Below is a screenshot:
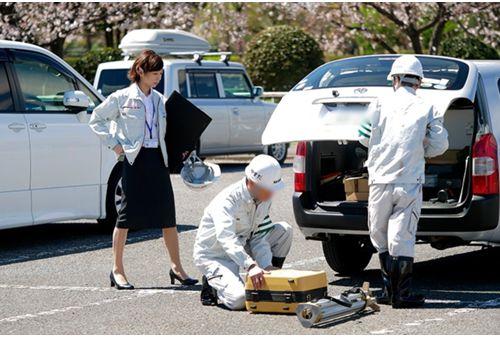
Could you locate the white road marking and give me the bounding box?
[370,328,394,334]
[0,284,112,292]
[0,287,198,324]
[0,256,325,325]
[370,298,500,334]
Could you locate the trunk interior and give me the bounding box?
[311,99,476,214]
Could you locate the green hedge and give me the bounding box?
[244,25,324,91]
[66,48,123,82]
[441,36,499,60]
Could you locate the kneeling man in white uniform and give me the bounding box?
[193,155,293,310]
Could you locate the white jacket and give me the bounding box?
[360,86,449,185]
[193,178,275,270]
[88,83,169,166]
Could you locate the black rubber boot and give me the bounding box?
[376,252,392,305]
[272,256,286,269]
[390,256,425,309]
[200,276,218,306]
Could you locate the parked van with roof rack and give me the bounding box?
[94,29,288,163]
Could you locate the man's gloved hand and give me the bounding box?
[248,264,268,289]
[358,119,372,148]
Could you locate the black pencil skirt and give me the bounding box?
[116,147,176,229]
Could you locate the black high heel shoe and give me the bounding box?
[169,269,199,286]
[110,272,134,290]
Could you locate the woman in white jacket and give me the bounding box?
[89,50,197,289]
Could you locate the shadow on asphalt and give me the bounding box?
[0,222,197,267]
[331,247,500,309]
[0,163,293,267]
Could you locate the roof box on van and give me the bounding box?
[119,29,211,57]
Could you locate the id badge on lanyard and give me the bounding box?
[144,100,159,148]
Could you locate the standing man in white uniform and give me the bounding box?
[193,155,293,310]
[358,55,449,308]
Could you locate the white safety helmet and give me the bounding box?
[180,152,221,190]
[388,55,424,84]
[245,154,284,192]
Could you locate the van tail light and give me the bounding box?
[472,133,499,195]
[294,141,307,192]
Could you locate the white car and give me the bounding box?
[263,55,500,274]
[0,40,121,230]
[94,29,288,163]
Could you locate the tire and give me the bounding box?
[97,163,123,232]
[322,234,374,275]
[266,143,289,164]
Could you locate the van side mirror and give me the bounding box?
[63,90,90,111]
[252,86,264,98]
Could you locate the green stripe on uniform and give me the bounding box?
[258,220,272,227]
[361,124,371,133]
[358,130,370,138]
[254,226,274,236]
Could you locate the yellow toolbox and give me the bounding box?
[245,269,328,314]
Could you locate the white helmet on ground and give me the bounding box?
[388,55,424,84]
[180,152,221,190]
[245,154,284,192]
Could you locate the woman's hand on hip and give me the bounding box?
[113,144,124,155]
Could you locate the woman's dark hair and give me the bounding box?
[128,49,164,83]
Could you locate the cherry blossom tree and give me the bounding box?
[1,2,498,58]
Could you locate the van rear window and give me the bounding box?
[293,56,469,91]
[97,69,164,96]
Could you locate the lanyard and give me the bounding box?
[145,99,156,139]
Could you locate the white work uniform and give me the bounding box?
[89,83,168,166]
[193,178,293,310]
[360,86,448,257]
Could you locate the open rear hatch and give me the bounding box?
[263,55,480,214]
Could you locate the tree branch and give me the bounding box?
[367,3,406,28]
[416,3,447,33]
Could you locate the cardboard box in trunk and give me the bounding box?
[344,176,369,201]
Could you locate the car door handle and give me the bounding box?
[8,122,27,131]
[29,122,47,130]
[232,107,239,115]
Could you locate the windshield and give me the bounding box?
[96,69,165,97]
[293,56,469,91]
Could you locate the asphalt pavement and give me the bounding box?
[0,155,499,334]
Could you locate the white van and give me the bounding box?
[0,40,121,230]
[263,55,500,274]
[94,29,288,163]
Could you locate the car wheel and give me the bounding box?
[266,143,288,164]
[322,235,373,275]
[97,163,123,231]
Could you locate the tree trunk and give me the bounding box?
[406,28,423,54]
[104,29,114,48]
[49,37,66,57]
[114,29,121,48]
[85,30,92,52]
[428,19,447,55]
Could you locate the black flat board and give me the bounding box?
[165,91,212,173]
